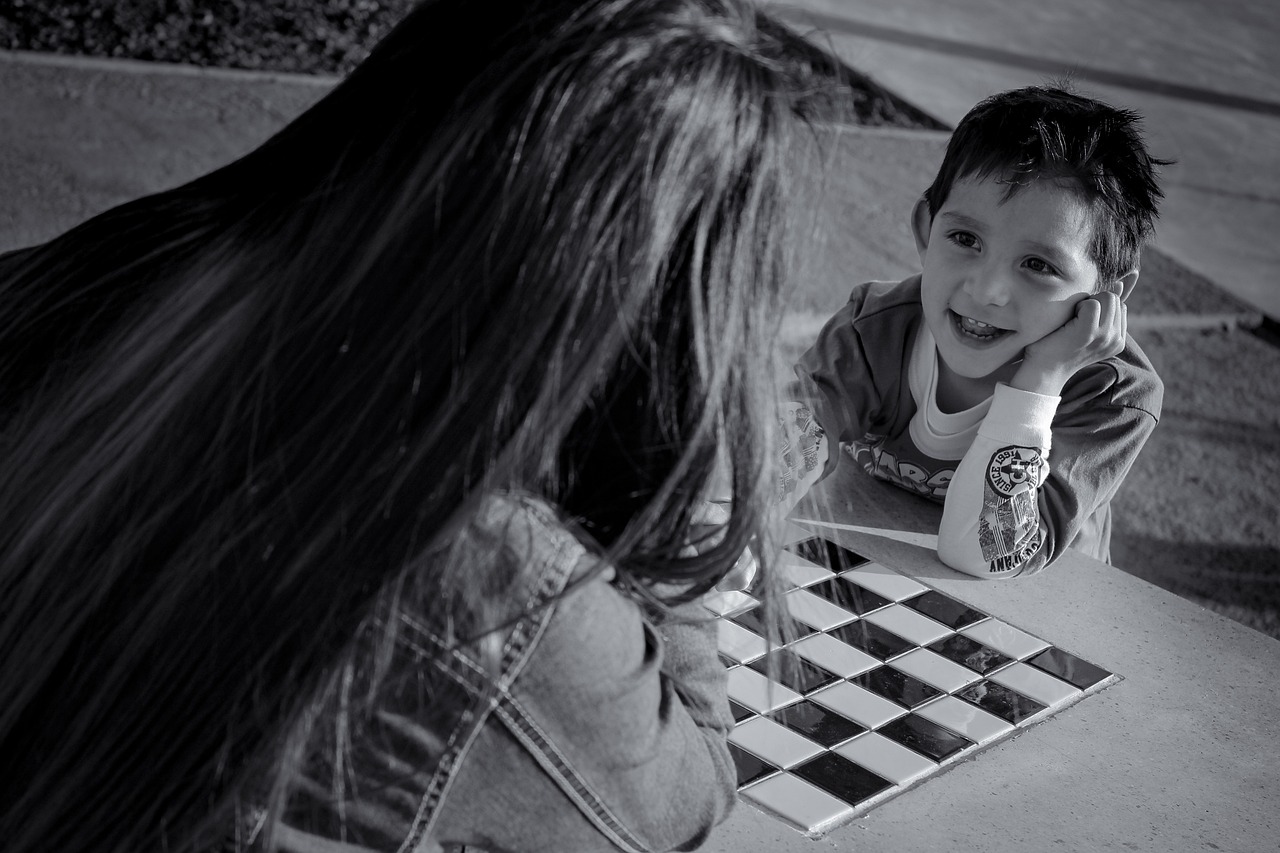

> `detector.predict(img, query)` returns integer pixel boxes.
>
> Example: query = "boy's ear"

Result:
[1112,269,1140,301]
[911,196,932,256]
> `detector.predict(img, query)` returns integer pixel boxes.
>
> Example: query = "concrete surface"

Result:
[770,0,1280,321]
[702,468,1280,853]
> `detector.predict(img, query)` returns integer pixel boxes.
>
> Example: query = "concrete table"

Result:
[703,464,1279,853]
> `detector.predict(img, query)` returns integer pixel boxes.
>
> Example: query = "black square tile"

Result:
[903,590,987,630]
[877,713,973,762]
[788,537,869,573]
[747,649,839,695]
[768,700,866,748]
[1026,647,1111,689]
[852,666,941,709]
[729,700,755,722]
[829,620,914,660]
[729,605,816,640]
[805,577,891,615]
[927,635,1012,675]
[729,743,779,787]
[792,752,893,806]
[957,679,1047,724]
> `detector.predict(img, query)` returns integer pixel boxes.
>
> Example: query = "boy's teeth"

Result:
[960,316,998,335]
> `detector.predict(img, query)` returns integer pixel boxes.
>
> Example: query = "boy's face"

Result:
[913,175,1105,385]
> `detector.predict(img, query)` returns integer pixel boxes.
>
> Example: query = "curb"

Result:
[0,49,341,88]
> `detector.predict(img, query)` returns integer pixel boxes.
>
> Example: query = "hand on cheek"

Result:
[1011,290,1128,397]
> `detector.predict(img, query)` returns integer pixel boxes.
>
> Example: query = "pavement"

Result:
[0,0,1276,639]
[772,0,1280,322]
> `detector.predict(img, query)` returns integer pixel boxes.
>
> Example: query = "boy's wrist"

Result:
[1010,359,1069,397]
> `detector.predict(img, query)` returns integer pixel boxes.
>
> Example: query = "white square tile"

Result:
[961,619,1050,659]
[702,589,758,616]
[718,619,768,663]
[989,662,1079,708]
[809,681,907,729]
[791,632,880,678]
[914,695,1014,744]
[890,648,982,693]
[783,587,858,631]
[729,716,825,769]
[863,604,952,646]
[739,772,855,834]
[777,550,835,588]
[727,665,802,714]
[841,563,929,601]
[835,732,936,785]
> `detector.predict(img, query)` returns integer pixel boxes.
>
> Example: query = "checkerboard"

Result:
[708,533,1115,836]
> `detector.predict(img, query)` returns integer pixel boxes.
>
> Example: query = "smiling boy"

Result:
[782,86,1169,577]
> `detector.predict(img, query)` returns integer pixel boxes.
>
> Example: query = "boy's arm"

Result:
[938,290,1154,576]
[936,384,1056,576]
[782,289,893,514]
[936,381,1157,576]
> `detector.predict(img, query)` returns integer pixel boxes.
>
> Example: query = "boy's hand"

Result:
[1011,288,1127,397]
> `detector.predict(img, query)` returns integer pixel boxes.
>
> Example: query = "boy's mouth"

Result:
[951,310,1010,342]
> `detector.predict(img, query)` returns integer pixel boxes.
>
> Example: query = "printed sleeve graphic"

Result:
[978,445,1047,573]
[778,403,826,501]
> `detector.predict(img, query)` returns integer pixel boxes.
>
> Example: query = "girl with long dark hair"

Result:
[0,1,852,849]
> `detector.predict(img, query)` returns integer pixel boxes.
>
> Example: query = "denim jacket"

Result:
[269,496,737,853]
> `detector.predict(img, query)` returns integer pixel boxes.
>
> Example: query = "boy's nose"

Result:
[963,267,1012,306]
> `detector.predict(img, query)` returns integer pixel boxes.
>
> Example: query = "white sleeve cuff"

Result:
[978,383,1059,447]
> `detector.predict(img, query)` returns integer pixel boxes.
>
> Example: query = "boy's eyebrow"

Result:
[937,212,986,231]
[1022,240,1080,273]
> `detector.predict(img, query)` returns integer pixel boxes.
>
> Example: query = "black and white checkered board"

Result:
[708,534,1115,836]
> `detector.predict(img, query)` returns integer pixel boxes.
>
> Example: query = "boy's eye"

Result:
[1024,257,1058,275]
[948,231,979,250]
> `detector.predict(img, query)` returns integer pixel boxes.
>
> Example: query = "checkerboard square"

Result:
[829,619,914,660]
[769,699,866,748]
[730,715,826,769]
[956,679,1047,724]
[840,563,929,601]
[851,665,942,709]
[791,632,880,678]
[729,742,779,786]
[961,618,1050,659]
[877,713,972,762]
[809,681,908,729]
[927,634,1012,675]
[739,772,854,833]
[902,590,987,629]
[748,648,840,695]
[914,694,1014,744]
[890,647,984,693]
[1026,646,1111,689]
[804,576,891,615]
[989,662,1079,707]
[835,732,937,785]
[792,752,894,806]
[862,604,952,646]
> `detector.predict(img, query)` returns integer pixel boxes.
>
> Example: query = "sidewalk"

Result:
[771,0,1280,321]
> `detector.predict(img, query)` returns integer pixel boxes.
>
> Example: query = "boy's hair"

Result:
[922,85,1171,283]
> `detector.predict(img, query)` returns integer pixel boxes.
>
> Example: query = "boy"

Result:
[782,86,1169,577]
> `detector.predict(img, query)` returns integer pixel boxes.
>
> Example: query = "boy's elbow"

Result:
[936,539,1023,580]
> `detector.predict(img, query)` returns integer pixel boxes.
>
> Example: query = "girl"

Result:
[0,1,852,849]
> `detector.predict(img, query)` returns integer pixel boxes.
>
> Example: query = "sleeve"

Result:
[491,571,738,853]
[781,294,885,511]
[938,375,1159,577]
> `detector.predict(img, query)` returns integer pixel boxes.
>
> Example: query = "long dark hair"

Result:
[0,0,852,848]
